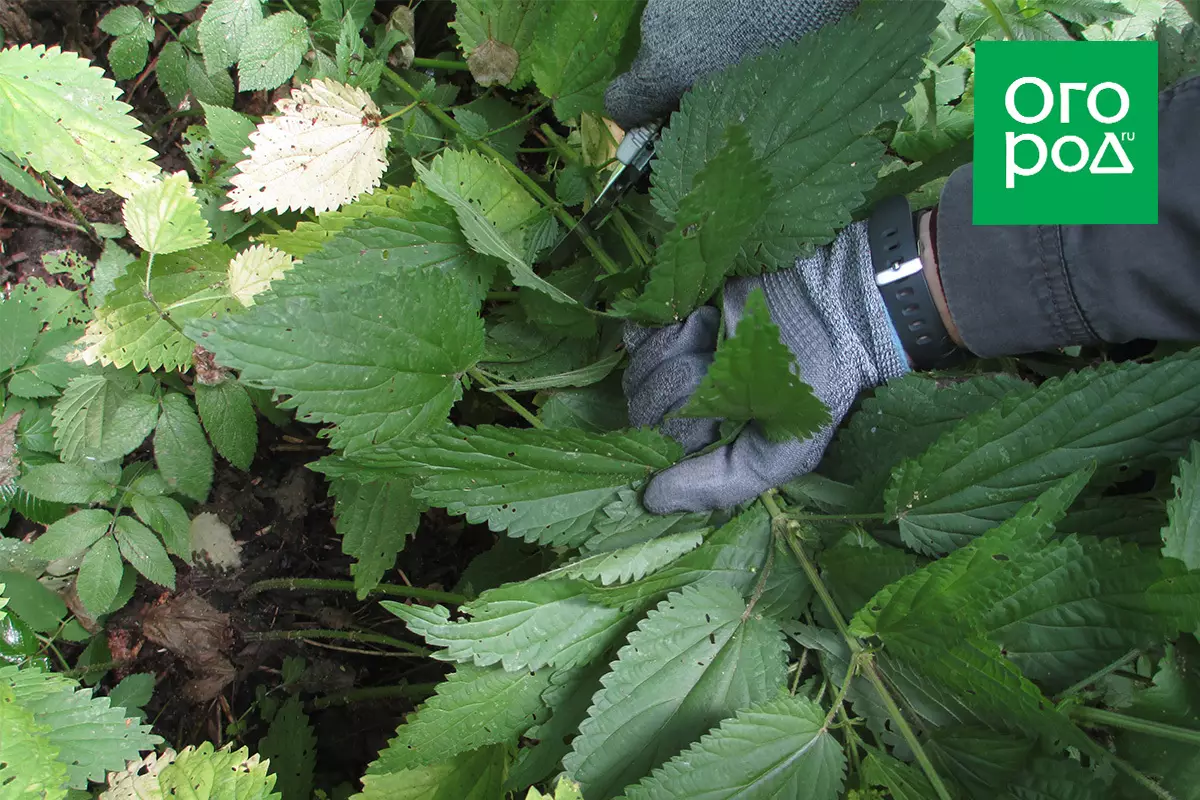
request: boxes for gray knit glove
[605,0,860,130]
[624,224,909,514]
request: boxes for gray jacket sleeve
[935,75,1200,358]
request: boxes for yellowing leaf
[0,44,159,197]
[228,244,295,307]
[123,172,212,256]
[225,79,390,214]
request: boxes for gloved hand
[624,223,909,514]
[605,0,860,130]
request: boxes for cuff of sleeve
[935,165,1099,358]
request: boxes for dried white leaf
[189,511,242,570]
[224,79,390,214]
[228,244,295,307]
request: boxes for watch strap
[869,195,966,370]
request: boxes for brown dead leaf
[468,38,519,87]
[142,592,236,702]
[0,412,22,488]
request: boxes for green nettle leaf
[385,578,627,671]
[861,749,939,800]
[364,664,554,775]
[414,150,573,304]
[268,193,495,305]
[122,172,212,255]
[820,539,924,616]
[888,348,1200,554]
[156,41,190,107]
[676,288,831,441]
[564,583,789,799]
[187,52,237,107]
[109,34,150,81]
[20,461,119,505]
[52,373,159,463]
[257,696,316,800]
[3,664,160,789]
[101,742,280,799]
[539,531,705,586]
[237,11,309,92]
[851,468,1094,649]
[617,695,846,800]
[822,373,1033,502]
[200,102,256,162]
[451,0,548,88]
[198,0,265,73]
[31,509,113,561]
[0,679,71,797]
[0,44,159,196]
[618,127,772,324]
[0,296,41,373]
[154,394,214,502]
[331,478,421,598]
[75,536,124,616]
[113,516,176,588]
[581,488,712,556]
[130,493,191,556]
[369,426,681,546]
[195,380,258,470]
[0,149,55,204]
[651,1,938,273]
[195,269,484,457]
[99,6,146,36]
[358,744,505,800]
[529,0,641,121]
[1163,440,1200,569]
[78,244,238,372]
[258,185,417,257]
[588,504,775,611]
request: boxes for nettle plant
[2,0,1200,798]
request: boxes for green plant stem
[1071,706,1200,747]
[1074,734,1176,800]
[311,683,438,709]
[788,511,887,522]
[381,67,624,276]
[1055,648,1141,702]
[142,253,187,335]
[63,660,126,678]
[242,577,467,604]
[243,628,429,656]
[764,491,954,800]
[485,100,550,138]
[411,57,470,72]
[978,0,1015,39]
[380,100,422,125]
[467,368,545,429]
[43,177,101,243]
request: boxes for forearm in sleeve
[935,75,1200,358]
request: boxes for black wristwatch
[868,195,966,371]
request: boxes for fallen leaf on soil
[190,511,242,569]
[142,591,235,702]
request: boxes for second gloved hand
[625,223,909,514]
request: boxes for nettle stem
[243,628,428,656]
[467,368,545,429]
[142,253,187,335]
[763,491,955,800]
[381,68,624,276]
[242,577,468,604]
[43,176,101,243]
[411,57,470,72]
[1072,706,1200,747]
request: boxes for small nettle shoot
[227,244,296,308]
[224,79,391,214]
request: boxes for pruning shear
[543,124,661,268]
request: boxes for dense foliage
[2,0,1200,798]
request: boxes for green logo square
[973,40,1158,225]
